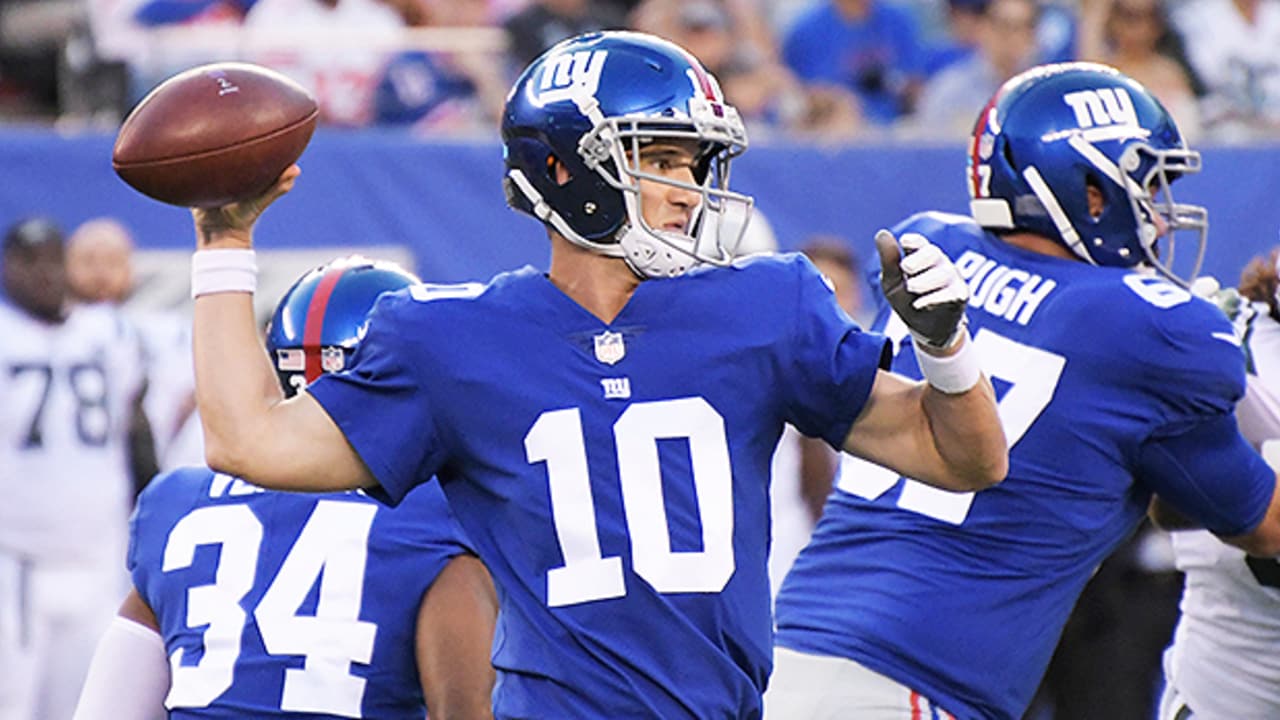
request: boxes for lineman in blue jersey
[769,63,1280,720]
[71,257,498,720]
[181,32,1007,718]
[1154,254,1280,720]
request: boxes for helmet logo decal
[321,347,345,373]
[530,50,608,108]
[1062,88,1137,129]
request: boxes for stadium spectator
[182,30,1005,717]
[1079,0,1201,141]
[372,0,508,134]
[132,0,253,25]
[501,0,626,67]
[1153,251,1280,720]
[1172,0,1280,141]
[72,256,498,720]
[781,0,926,128]
[0,217,145,720]
[243,0,412,127]
[89,0,252,110]
[903,0,1038,139]
[1035,0,1076,65]
[768,63,1280,720]
[632,0,864,138]
[920,0,987,77]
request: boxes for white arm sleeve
[71,616,169,720]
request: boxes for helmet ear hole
[1002,139,1017,171]
[547,155,571,186]
[1084,175,1106,219]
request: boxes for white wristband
[191,249,257,298]
[914,330,981,394]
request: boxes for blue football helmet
[266,256,418,396]
[501,31,753,278]
[968,62,1207,286]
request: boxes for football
[113,62,319,208]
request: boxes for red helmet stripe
[302,266,346,383]
[676,47,717,100]
[969,96,1000,196]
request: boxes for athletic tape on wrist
[191,249,257,298]
[914,331,981,394]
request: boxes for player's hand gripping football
[875,229,969,352]
[192,164,301,250]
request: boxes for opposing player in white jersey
[65,217,161,490]
[179,31,1008,718]
[769,63,1280,720]
[72,256,498,720]
[1155,250,1280,720]
[0,217,147,720]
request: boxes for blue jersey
[775,212,1275,720]
[129,467,472,719]
[308,256,888,718]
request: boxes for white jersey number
[162,501,377,717]
[526,397,735,607]
[839,328,1064,524]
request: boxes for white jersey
[1164,304,1280,719]
[0,301,144,564]
[130,308,203,470]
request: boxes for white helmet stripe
[1067,134,1146,197]
[1023,165,1093,264]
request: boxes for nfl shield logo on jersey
[594,331,625,365]
[321,347,346,372]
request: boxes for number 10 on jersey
[525,397,736,607]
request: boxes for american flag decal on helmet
[276,348,305,371]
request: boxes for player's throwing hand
[876,229,969,350]
[192,165,301,249]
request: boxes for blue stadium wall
[5,127,1280,284]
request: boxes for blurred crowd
[0,0,1278,142]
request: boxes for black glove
[876,229,969,349]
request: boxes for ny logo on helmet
[1062,88,1137,129]
[531,50,608,108]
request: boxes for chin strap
[506,168,625,259]
[617,225,701,279]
